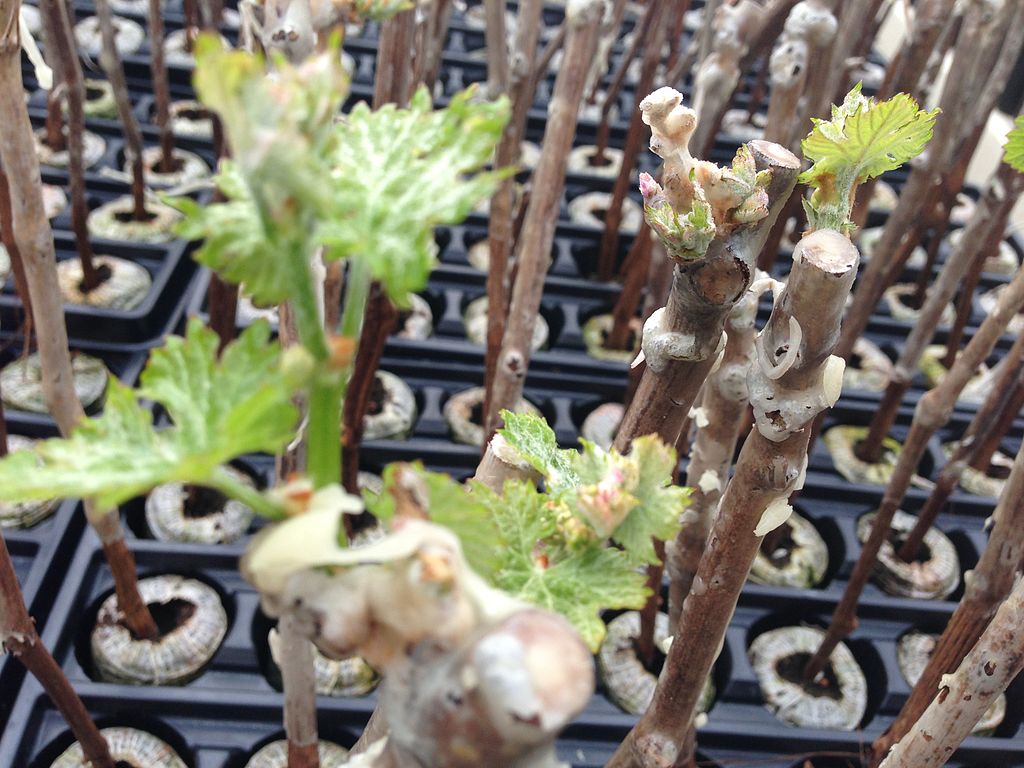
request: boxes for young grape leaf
[801,84,939,233]
[475,480,650,651]
[497,409,578,488]
[0,319,297,510]
[497,411,689,564]
[1006,115,1024,173]
[367,462,501,579]
[320,86,511,304]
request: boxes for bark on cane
[806,263,1024,682]
[0,165,32,336]
[856,162,1024,464]
[279,612,320,768]
[482,0,509,98]
[878,574,1024,768]
[0,531,114,768]
[897,343,1024,565]
[373,7,416,108]
[690,1,761,159]
[606,223,653,351]
[480,0,542,441]
[613,138,800,452]
[481,0,604,452]
[596,0,671,282]
[872,432,1024,765]
[608,229,858,768]
[95,0,148,221]
[341,285,397,494]
[39,0,100,291]
[666,287,758,627]
[0,0,159,642]
[147,0,175,173]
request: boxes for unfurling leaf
[1005,115,1024,173]
[366,462,500,579]
[0,319,298,510]
[474,481,649,651]
[320,86,510,305]
[800,84,939,233]
[497,411,689,563]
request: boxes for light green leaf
[609,435,690,563]
[346,0,413,21]
[475,481,649,651]
[497,410,579,489]
[367,462,500,578]
[1005,115,1024,173]
[800,85,938,232]
[0,319,298,511]
[320,86,510,304]
[172,164,298,307]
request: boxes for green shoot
[800,83,939,234]
[1005,115,1024,173]
[0,319,296,517]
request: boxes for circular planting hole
[776,652,842,702]
[76,262,113,293]
[183,484,229,519]
[145,598,197,640]
[113,208,158,224]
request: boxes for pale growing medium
[2,0,1024,765]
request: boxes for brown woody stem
[148,0,175,173]
[606,224,653,351]
[95,0,148,222]
[666,288,757,627]
[806,261,1024,682]
[873,433,1024,765]
[1,530,114,768]
[609,229,858,768]
[878,549,1024,768]
[40,0,99,292]
[614,140,800,453]
[856,163,1024,464]
[481,0,542,443]
[482,0,604,450]
[596,0,670,282]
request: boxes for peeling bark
[608,229,858,768]
[666,286,758,627]
[872,431,1024,764]
[878,575,1024,768]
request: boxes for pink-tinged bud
[638,172,661,201]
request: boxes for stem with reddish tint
[481,0,542,443]
[1,532,114,767]
[596,0,670,282]
[483,0,602,448]
[806,263,1024,682]
[148,0,175,173]
[95,0,148,221]
[40,0,100,292]
[341,284,396,494]
[606,223,653,350]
